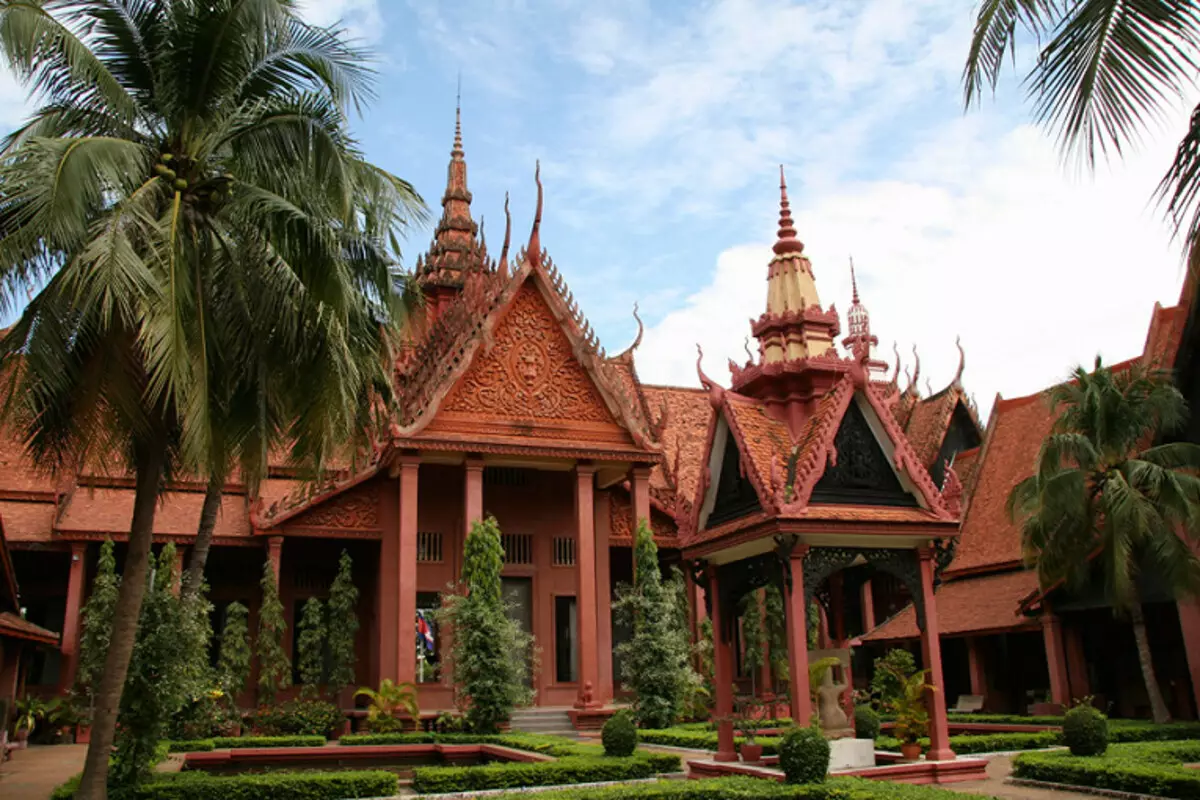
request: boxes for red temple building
[3,108,1199,738]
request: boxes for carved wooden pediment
[284,482,379,530]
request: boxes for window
[502,533,534,565]
[417,531,443,563]
[416,591,441,683]
[554,595,578,683]
[552,537,576,567]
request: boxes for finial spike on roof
[773,165,804,256]
[528,160,543,267]
[908,344,921,396]
[744,335,754,363]
[629,302,644,351]
[850,256,860,303]
[890,341,901,388]
[498,192,511,278]
[452,77,464,158]
[953,335,965,387]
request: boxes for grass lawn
[1014,740,1200,799]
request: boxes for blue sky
[0,0,1192,419]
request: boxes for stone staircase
[509,707,577,737]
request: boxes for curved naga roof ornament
[615,303,644,359]
[890,341,901,390]
[696,344,725,410]
[906,344,921,397]
[527,161,543,269]
[498,192,512,279]
[953,335,965,388]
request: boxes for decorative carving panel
[287,483,379,529]
[440,284,616,423]
[802,546,926,631]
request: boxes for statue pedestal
[829,738,876,771]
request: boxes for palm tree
[354,679,421,731]
[963,3,1200,248]
[1008,358,1200,723]
[0,1,424,796]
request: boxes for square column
[966,637,987,702]
[918,549,954,761]
[397,457,419,686]
[1064,625,1090,701]
[1041,611,1070,709]
[594,492,613,705]
[861,578,876,632]
[1177,599,1200,718]
[464,457,484,536]
[266,536,283,581]
[574,463,600,708]
[708,566,738,762]
[630,466,651,531]
[786,548,813,727]
[58,542,88,693]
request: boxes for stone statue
[810,648,853,739]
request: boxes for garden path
[0,744,85,800]
[955,755,1106,799]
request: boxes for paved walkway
[954,756,1104,799]
[0,744,85,800]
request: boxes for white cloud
[297,0,383,43]
[636,113,1190,419]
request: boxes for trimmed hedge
[638,729,783,755]
[339,731,577,756]
[166,735,326,752]
[942,713,1064,725]
[51,770,396,800]
[477,775,994,800]
[1014,741,1200,799]
[779,727,829,785]
[411,753,681,794]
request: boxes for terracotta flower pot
[740,742,764,763]
[75,725,91,745]
[900,742,922,762]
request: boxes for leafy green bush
[167,740,217,753]
[52,769,395,800]
[1063,703,1108,756]
[602,710,638,757]
[778,726,830,785]
[869,649,915,707]
[246,699,342,737]
[853,707,879,741]
[1014,742,1200,799]
[411,753,681,793]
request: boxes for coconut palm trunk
[77,438,167,800]
[1130,597,1172,724]
[181,476,222,600]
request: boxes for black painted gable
[811,400,918,507]
[707,426,762,526]
[930,401,983,486]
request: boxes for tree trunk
[181,475,222,599]
[1131,601,1172,724]
[75,438,167,800]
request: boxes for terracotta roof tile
[642,384,713,504]
[783,505,941,523]
[722,392,792,499]
[0,610,59,645]
[1143,302,1187,369]
[952,446,982,499]
[57,489,250,538]
[905,390,959,469]
[862,569,1040,641]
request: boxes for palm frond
[963,0,1061,108]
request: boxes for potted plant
[733,698,764,763]
[884,667,932,761]
[10,695,56,748]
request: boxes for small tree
[615,519,695,729]
[440,516,532,732]
[764,584,789,688]
[216,602,252,699]
[297,597,326,696]
[326,551,360,694]
[256,561,291,705]
[75,540,120,713]
[871,648,917,709]
[110,544,211,788]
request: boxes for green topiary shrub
[602,710,638,757]
[1063,702,1108,756]
[854,706,880,740]
[778,725,830,785]
[247,699,342,738]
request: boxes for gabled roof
[641,383,713,524]
[690,375,955,545]
[862,568,1040,642]
[904,385,982,470]
[0,610,59,645]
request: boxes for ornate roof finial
[528,160,543,268]
[696,343,725,409]
[907,345,921,396]
[953,335,965,387]
[452,75,464,159]
[744,336,755,363]
[890,341,901,388]
[774,165,804,256]
[850,255,860,304]
[842,256,876,363]
[498,192,511,278]
[630,302,644,350]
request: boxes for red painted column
[594,492,613,705]
[630,466,651,532]
[966,637,987,701]
[58,542,88,693]
[1064,625,1090,701]
[1177,599,1200,718]
[266,536,283,582]
[786,548,813,727]
[464,457,484,536]
[1041,611,1071,709]
[861,578,876,632]
[378,494,399,683]
[397,457,419,686]
[575,463,600,708]
[918,549,954,761]
[757,590,772,698]
[708,567,737,762]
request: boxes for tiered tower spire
[728,168,850,436]
[842,257,885,375]
[415,97,489,309]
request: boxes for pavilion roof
[861,568,1040,642]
